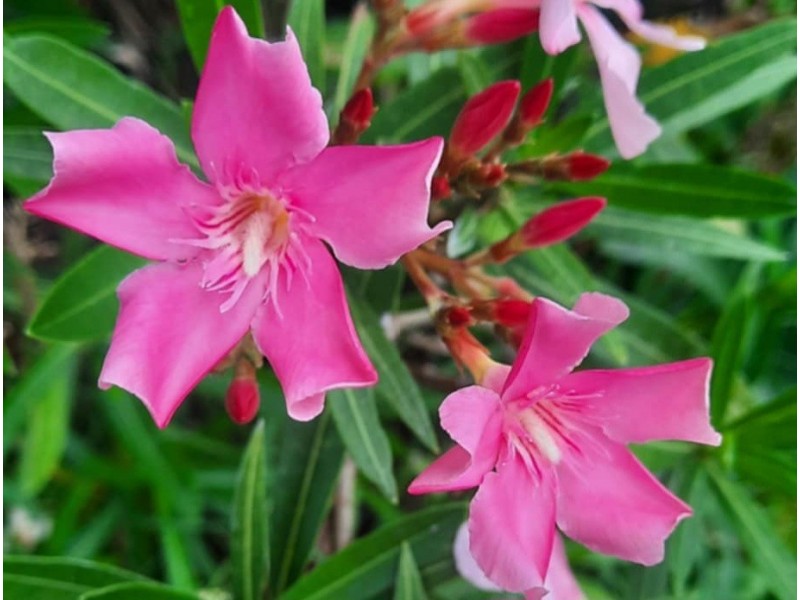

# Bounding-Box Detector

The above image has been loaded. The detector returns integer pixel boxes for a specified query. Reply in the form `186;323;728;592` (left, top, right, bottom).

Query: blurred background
3;0;796;599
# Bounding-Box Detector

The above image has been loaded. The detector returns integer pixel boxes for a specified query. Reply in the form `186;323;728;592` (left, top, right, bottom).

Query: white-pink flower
536;0;705;158
25;7;450;426
409;292;721;596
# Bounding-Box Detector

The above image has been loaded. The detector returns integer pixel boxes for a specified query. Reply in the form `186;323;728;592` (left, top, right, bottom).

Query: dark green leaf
347;292;438;452
28;245;145;342
4;126;52;184
330;388;397;503
333;4;374;114
4;35;197;167
79;582;200;599
710;297;750;427
394;543;428;600
282;504;465;600
5;17;109;48
232;420;269;600
288;0;326;93
551;163;796;219
269;410;344;593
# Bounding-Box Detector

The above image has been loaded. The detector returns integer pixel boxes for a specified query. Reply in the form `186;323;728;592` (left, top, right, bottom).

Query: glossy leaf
393;543;428;600
232;420;269;600
281;504;465;600
287;0;326;93
347;292;438;452
3;35;197;167
552;163;796;219
330;388;397;503
269;410;344;593
28;245;146;342
5;17;109;48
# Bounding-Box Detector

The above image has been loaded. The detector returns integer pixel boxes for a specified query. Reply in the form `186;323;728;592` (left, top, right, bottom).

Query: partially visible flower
536;0;705;158
410;292;721;595
25;7;450;426
454;523;585;599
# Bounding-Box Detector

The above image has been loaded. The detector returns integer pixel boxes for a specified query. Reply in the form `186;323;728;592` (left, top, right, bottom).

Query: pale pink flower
409;292;721;595
25;7;450;426
536;0;705;158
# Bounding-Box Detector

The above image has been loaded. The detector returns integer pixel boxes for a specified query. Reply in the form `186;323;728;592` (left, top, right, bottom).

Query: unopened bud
450;81;521;156
472;298;531;348
336;88;377;145
465;8;540;45
519;79;553;128
475;197;605;264
432;174;452;200
566;152;610;180
225;360;260;425
463;161;507;189
446;305;474;328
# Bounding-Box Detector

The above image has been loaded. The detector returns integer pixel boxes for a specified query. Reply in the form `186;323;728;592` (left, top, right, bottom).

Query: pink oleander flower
25;7;450;427
409;292;721;597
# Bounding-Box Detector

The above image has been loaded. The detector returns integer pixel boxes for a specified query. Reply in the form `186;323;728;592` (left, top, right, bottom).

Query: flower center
182;188;312;313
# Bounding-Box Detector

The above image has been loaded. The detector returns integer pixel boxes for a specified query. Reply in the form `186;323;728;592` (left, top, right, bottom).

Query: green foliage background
3;0;796;598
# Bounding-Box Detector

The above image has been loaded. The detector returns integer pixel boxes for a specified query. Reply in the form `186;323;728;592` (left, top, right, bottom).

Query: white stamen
518;410;562;464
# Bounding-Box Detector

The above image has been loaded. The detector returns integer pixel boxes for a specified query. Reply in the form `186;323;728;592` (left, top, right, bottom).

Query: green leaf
269;410;344;593
231;420;269;600
282;504;465;600
5;17;109;48
4;35;197;168
4;556;147;600
79;582;200;599
583;19;798;153
457;52;491;95
330;388;397;503
347;292;439;452
551;163;796;219
333;4;375;114
4;344;77;457
18;350;76;497
176;0;265;72
3;126;52;184
394;543;428;600
710;296;750;427
28;245;146;342
589;207;787;262
288;0;326;93
365;67;467;143
706;463;797;600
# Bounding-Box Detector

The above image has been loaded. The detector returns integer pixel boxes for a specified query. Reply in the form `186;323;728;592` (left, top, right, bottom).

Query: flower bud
519;78;553;128
335;88;377;145
431;174;452;200
566;152;610;180
450;81;521;156
225;360;260;425
465;8;540;45
478;197;606;263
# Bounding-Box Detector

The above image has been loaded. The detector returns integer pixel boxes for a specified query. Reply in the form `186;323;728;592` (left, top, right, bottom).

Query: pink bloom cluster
25;7;450;426
410;293;721;597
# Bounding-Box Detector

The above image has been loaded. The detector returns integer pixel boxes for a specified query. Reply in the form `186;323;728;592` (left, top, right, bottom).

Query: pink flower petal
539;0;581;54
578;5;660;158
409;386;503;494
453;522;502;592
251;236;377;421
555;428;691;565
469;453;556;592
538;535;586;600
24;118;218;262
99;260;264;428
566;358;722;446
193;7;328;186
279;139;451;269
502;293;628;402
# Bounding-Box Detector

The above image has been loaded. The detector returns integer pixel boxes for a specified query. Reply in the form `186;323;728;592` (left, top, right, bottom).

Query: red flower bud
522;197;606;248
431;174;452;200
465;8;540;45
566;152;610;180
493;299;531;329
519;78;553;128
450;81;521;156
446;305;474;328
342;88;375;130
225;361;260;425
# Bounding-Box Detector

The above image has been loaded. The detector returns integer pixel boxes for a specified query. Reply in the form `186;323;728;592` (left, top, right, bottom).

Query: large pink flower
409;292;721;596
25;7;450;427
536;0;705;158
